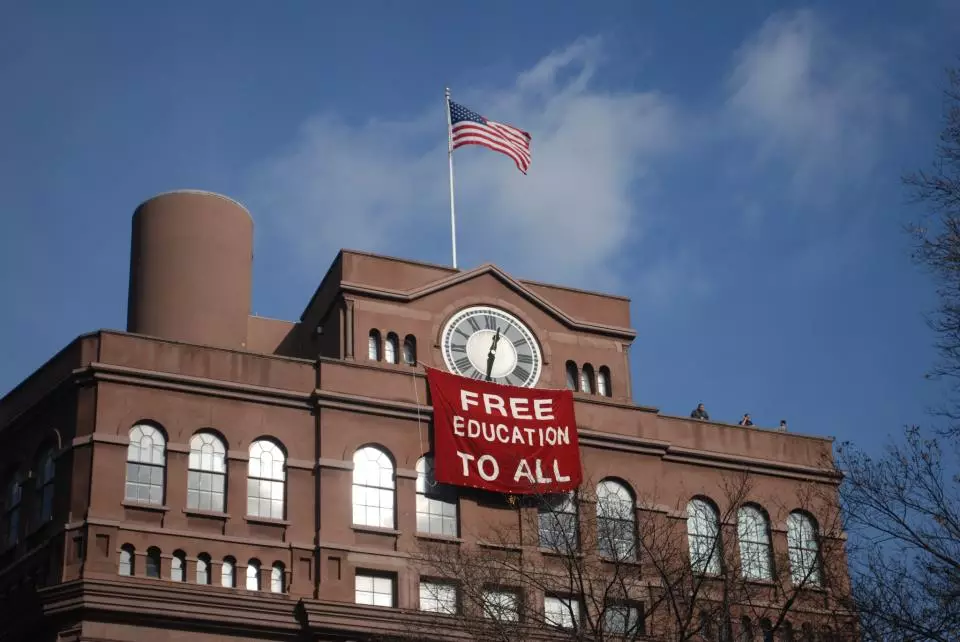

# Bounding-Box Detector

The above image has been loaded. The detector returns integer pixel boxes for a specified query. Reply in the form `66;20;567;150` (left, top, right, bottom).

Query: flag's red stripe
452;123;531;163
454;138;529;173
488;121;531;146
453;120;531;155
453;135;530;173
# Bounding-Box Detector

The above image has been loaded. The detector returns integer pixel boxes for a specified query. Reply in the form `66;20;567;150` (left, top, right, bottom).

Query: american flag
449;100;532;174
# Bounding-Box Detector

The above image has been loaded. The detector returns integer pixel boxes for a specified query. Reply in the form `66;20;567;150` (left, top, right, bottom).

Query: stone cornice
337;262;636;340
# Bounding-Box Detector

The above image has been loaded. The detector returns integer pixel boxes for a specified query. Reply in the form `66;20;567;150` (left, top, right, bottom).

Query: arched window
368;330;382;361
539;492;579;551
352;446;395;528
125;423;166;505
271;562;285;593
197;553;211;584
171;550;186;582
221;556;236;587
188;432;227;512
580;364;595;394
687;498;721;575
597;367;612;397
247;439;286;519
34;449;55;524
416;456;458;536
385;332;399;364
4;472;23;546
246;559;261;590
596;480;635;560
565;361;579;391
403;335;417;365
787;512;822;586
145;546;161;578
737;505;773;580
119;544;135;576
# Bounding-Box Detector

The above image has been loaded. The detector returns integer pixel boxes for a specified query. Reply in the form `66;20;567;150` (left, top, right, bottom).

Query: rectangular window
604;603;645;636
483;589;520;622
356;572;395;607
419;580;457;614
544;596;580;629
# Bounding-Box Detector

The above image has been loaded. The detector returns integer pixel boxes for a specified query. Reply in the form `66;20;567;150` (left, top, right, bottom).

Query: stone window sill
244;515;290;526
184;509;230;520
415;532;462;544
352;524;401;536
122;501;169;513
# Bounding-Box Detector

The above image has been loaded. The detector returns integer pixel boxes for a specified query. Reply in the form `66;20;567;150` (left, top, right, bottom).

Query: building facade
0;191;853;642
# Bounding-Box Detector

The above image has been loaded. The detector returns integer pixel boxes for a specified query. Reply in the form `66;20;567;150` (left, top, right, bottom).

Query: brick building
0;191;853;641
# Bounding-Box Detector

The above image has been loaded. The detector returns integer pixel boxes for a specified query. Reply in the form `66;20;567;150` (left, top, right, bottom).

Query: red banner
426;367;582;494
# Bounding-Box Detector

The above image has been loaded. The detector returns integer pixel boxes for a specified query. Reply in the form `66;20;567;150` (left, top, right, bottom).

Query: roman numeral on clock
455;356;472;372
484;315;498;330
517;354;533;364
467;317;481;332
451;343;466;353
513;366;530;382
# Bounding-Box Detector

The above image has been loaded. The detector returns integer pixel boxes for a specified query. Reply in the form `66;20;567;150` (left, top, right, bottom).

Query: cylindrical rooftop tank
126;190;253;350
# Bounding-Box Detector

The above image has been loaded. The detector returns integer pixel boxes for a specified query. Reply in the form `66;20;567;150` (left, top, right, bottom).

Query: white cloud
247;37;681;291
724;10;908;197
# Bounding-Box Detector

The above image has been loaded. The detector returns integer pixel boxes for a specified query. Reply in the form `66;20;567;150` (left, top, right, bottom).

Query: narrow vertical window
3;473;23;546
247;439;286;519
403;335;417;365
188;432;227;512
352;447;395;528
271;562;285;593
197;553;211;584
416;456;458;536
539;492;579;551
171;550;186;582
118;544;135;576
221;556;236;587
580;364;595;394
544;596;580;629
787;512;822;586
596;480;635;560
738;505;773;580
145;547;161;578
687;498;721;575
385;332;399;364
246;559;261;590
565;361;579;391
35;449;55;524
597;366;612;397
368;330;382;361
125;423;166;505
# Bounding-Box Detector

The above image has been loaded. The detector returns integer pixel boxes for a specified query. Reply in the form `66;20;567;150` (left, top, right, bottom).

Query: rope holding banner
412;360;438;488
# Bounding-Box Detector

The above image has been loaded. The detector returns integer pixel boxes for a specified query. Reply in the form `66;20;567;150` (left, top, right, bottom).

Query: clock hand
485;329;501;381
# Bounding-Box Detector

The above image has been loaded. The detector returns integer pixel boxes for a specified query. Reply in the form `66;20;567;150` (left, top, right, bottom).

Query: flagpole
445;87;458;269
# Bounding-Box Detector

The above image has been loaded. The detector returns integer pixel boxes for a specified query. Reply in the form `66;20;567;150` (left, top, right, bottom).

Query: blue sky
1;1;958;451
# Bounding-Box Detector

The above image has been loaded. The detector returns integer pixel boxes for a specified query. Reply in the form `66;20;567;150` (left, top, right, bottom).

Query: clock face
441;306;542;387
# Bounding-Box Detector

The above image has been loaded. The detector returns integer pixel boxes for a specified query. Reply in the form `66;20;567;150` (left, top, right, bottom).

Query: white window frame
368;330;382;361
419;580;457;614
539;492;579;551
402;335;417;365
125;424;166;505
352;447;395;528
356;572;395;607
544;596;580;629
787;512;822;586
145;547;161;578
597;480;636;560
416;456;458;536
604;603;644;637
197;553;211;584
247;439;286;519
221;557;236;587
385;333;399;364
171;550;186;582
271;562;285;593
580;365;595;394
119;545;134;576
737;505;773;580
687;498;722;575
188;432;227;512
565;361;579;391
597;367;611;397
246;559;261;590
